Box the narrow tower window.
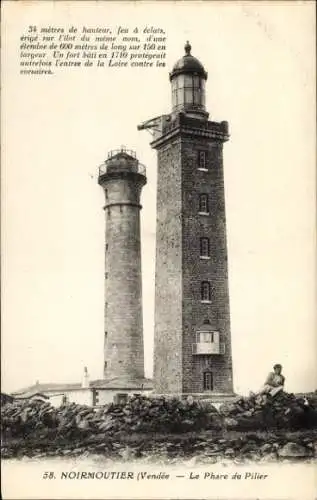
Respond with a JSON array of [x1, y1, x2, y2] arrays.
[[198, 151, 207, 169], [199, 194, 209, 214], [200, 237, 210, 258], [201, 281, 211, 302], [203, 371, 213, 391]]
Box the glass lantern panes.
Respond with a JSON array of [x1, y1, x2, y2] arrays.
[[193, 75, 200, 87], [184, 89, 192, 104], [172, 74, 206, 112]]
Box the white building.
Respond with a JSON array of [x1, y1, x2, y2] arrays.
[[11, 368, 153, 407]]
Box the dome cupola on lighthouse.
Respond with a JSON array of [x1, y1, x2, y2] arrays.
[[170, 42, 208, 118]]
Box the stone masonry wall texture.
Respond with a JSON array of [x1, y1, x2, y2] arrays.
[[153, 117, 234, 395], [154, 141, 183, 393]]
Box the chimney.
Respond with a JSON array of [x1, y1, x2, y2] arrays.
[[82, 366, 89, 389]]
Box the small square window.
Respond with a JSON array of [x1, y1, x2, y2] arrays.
[[197, 331, 214, 343]]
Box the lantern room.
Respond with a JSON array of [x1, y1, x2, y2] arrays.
[[169, 41, 208, 118]]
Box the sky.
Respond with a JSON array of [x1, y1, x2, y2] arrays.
[[2, 1, 316, 395]]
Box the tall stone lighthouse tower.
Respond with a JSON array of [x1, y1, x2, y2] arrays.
[[98, 148, 147, 382], [139, 43, 234, 397]]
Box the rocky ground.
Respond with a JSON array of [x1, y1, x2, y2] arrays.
[[2, 392, 317, 463]]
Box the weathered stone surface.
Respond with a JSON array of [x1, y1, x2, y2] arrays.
[[278, 442, 311, 458], [220, 391, 317, 431], [2, 393, 317, 461], [224, 448, 235, 456], [260, 443, 272, 454], [224, 417, 238, 428]]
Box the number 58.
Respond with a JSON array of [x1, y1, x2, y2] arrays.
[[42, 472, 55, 479]]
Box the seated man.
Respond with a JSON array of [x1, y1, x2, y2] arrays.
[[260, 363, 285, 397]]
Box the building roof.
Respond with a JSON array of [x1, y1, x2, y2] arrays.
[[170, 41, 207, 81], [14, 392, 50, 400], [11, 377, 153, 396], [11, 382, 82, 396], [1, 392, 14, 404], [92, 377, 153, 390]]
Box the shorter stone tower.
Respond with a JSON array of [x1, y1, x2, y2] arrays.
[[98, 148, 147, 382]]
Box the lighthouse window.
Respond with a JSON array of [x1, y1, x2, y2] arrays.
[[198, 151, 207, 169], [200, 237, 210, 258], [199, 194, 209, 214], [201, 281, 211, 302], [203, 372, 213, 391], [197, 331, 214, 343]]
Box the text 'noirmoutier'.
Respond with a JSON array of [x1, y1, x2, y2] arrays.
[[57, 471, 268, 481]]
